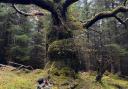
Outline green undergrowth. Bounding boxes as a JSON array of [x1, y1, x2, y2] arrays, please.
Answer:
[[79, 72, 128, 89], [0, 67, 128, 89]]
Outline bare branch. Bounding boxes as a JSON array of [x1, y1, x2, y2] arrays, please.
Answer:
[[32, 0, 55, 13], [0, 0, 32, 4], [124, 0, 128, 6], [12, 4, 44, 16], [63, 0, 78, 12], [63, 0, 78, 8], [8, 61, 34, 70], [83, 6, 128, 29], [0, 0, 55, 13], [114, 15, 126, 28], [125, 18, 128, 22]]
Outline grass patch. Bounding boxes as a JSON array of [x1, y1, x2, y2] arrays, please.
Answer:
[[0, 68, 128, 89], [0, 69, 46, 89]]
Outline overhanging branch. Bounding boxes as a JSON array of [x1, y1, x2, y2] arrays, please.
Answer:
[[32, 0, 55, 13], [83, 6, 128, 29], [12, 4, 44, 16], [0, 0, 55, 13], [63, 0, 78, 12], [124, 0, 128, 6], [63, 0, 78, 8], [0, 0, 32, 4]]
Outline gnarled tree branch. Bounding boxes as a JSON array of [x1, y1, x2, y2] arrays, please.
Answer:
[[0, 0, 55, 13], [1, 0, 128, 29], [124, 0, 128, 6], [63, 0, 78, 12], [83, 6, 128, 29], [32, 0, 55, 13], [63, 0, 78, 8], [12, 4, 44, 16]]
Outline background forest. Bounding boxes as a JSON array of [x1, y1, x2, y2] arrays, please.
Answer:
[[0, 0, 128, 89]]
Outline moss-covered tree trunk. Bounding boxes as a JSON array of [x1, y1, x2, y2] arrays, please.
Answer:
[[47, 3, 80, 72]]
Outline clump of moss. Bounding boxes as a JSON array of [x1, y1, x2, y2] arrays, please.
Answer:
[[66, 20, 83, 31], [47, 66, 79, 89], [66, 13, 83, 31], [48, 39, 77, 60], [48, 39, 83, 71], [49, 67, 77, 78]]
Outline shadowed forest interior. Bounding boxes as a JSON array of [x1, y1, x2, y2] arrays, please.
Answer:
[[0, 0, 128, 89]]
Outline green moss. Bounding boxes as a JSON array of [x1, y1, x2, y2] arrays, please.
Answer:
[[48, 39, 76, 60], [1, 68, 128, 89], [66, 20, 83, 31], [49, 66, 77, 78], [47, 39, 82, 71]]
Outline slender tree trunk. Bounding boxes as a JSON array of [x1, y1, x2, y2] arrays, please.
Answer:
[[111, 63, 115, 73], [96, 66, 106, 82]]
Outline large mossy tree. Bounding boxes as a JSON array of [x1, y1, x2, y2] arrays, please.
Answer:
[[1, 0, 128, 77], [0, 0, 85, 71]]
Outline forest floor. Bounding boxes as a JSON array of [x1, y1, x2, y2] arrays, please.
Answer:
[[0, 66, 128, 89]]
